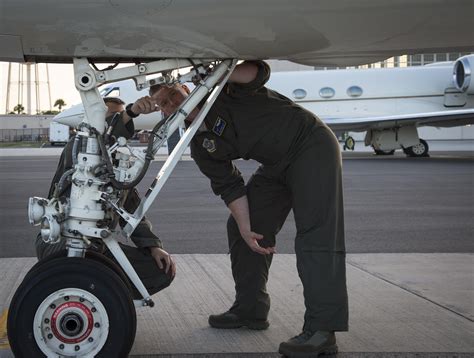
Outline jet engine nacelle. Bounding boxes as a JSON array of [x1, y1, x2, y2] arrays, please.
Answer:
[[453, 55, 474, 94]]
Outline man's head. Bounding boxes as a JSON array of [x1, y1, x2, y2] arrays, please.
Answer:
[[104, 97, 125, 116], [149, 84, 190, 117]]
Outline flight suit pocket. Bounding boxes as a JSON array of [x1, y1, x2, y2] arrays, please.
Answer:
[[194, 132, 238, 161]]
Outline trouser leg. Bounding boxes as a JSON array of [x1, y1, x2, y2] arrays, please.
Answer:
[[287, 126, 348, 332], [103, 243, 173, 298], [35, 235, 173, 299], [227, 170, 291, 320]]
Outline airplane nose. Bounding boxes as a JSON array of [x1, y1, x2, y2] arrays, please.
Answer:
[[53, 105, 85, 127]]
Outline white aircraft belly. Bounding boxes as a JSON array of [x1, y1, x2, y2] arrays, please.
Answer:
[[0, 0, 473, 65]]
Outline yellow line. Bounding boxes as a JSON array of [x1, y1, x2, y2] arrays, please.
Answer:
[[0, 309, 10, 349]]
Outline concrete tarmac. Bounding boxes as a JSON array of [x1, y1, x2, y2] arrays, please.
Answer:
[[0, 146, 473, 357], [0, 254, 473, 357]]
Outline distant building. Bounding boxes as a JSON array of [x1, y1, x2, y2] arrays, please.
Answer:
[[0, 115, 53, 142]]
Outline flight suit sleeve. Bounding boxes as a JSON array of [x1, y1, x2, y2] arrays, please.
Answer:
[[191, 139, 246, 206], [228, 60, 271, 95], [107, 112, 135, 139], [47, 138, 74, 198]]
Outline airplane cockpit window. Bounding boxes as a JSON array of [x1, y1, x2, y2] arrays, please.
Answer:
[[319, 87, 335, 99], [99, 86, 120, 98], [292, 88, 307, 99], [347, 86, 363, 97]]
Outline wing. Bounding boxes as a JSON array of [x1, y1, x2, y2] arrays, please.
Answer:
[[323, 109, 474, 132], [1, 0, 473, 66]]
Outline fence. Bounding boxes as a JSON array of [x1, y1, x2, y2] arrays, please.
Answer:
[[0, 128, 49, 142]]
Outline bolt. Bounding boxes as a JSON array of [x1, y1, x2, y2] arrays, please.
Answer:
[[100, 230, 109, 238], [83, 157, 87, 161], [50, 304, 56, 309], [75, 345, 80, 351], [47, 333, 53, 339], [88, 337, 94, 342], [59, 344, 64, 350], [91, 307, 96, 313], [94, 322, 100, 328], [44, 318, 50, 324], [64, 296, 69, 301], [79, 297, 85, 302]]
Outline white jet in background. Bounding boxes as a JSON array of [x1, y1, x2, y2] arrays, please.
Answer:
[[55, 55, 474, 157]]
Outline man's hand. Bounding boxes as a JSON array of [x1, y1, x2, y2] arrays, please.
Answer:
[[131, 96, 159, 115], [150, 247, 176, 278], [240, 230, 276, 256]]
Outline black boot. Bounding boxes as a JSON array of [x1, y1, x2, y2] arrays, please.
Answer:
[[278, 331, 338, 357], [208, 311, 269, 330]]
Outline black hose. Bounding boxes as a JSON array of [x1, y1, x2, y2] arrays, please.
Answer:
[[96, 132, 150, 190], [71, 134, 80, 166]]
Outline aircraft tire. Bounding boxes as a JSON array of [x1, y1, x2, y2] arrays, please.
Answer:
[[405, 139, 429, 157], [26, 248, 134, 294], [373, 147, 395, 155], [7, 256, 136, 358]]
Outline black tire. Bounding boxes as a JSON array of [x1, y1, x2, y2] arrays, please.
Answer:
[[26, 249, 134, 294], [405, 138, 429, 157], [8, 257, 136, 357], [373, 147, 395, 155]]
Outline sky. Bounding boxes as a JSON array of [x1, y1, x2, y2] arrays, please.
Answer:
[[0, 62, 81, 114]]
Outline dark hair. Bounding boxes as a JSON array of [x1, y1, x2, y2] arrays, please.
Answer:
[[149, 84, 163, 96], [104, 97, 125, 105]]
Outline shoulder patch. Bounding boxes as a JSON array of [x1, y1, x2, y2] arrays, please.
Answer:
[[202, 138, 216, 153], [212, 116, 227, 136]]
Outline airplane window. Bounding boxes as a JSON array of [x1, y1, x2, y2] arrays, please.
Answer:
[[347, 86, 363, 97], [99, 86, 120, 97], [292, 88, 307, 99], [99, 87, 111, 96], [319, 87, 335, 99]]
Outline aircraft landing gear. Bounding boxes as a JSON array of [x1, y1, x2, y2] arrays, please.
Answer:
[[343, 136, 355, 151], [372, 147, 395, 155], [8, 58, 237, 357], [7, 257, 136, 357], [403, 138, 429, 157]]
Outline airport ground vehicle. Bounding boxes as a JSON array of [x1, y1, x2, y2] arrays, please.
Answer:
[[49, 121, 70, 146]]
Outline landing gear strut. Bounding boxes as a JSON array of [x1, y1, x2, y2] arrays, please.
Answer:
[[8, 58, 237, 356]]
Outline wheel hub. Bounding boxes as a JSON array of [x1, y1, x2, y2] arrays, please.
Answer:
[[60, 313, 84, 337], [412, 143, 425, 155], [51, 301, 92, 343], [34, 288, 109, 356]]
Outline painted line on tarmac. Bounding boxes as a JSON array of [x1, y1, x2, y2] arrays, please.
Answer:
[[0, 309, 9, 349]]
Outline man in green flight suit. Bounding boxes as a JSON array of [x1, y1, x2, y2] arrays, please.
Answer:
[[36, 97, 176, 298], [128, 60, 348, 357]]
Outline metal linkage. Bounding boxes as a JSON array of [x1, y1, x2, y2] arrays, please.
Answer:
[[73, 58, 212, 133], [102, 237, 154, 307], [27, 58, 236, 307], [121, 59, 237, 236]]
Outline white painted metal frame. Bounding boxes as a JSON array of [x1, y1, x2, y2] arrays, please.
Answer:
[[72, 58, 236, 305]]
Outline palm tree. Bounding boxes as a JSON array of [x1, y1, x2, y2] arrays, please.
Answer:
[[13, 104, 25, 114], [54, 99, 66, 111]]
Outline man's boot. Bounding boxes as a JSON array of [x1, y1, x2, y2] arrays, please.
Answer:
[[208, 311, 269, 330], [278, 331, 338, 357]]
